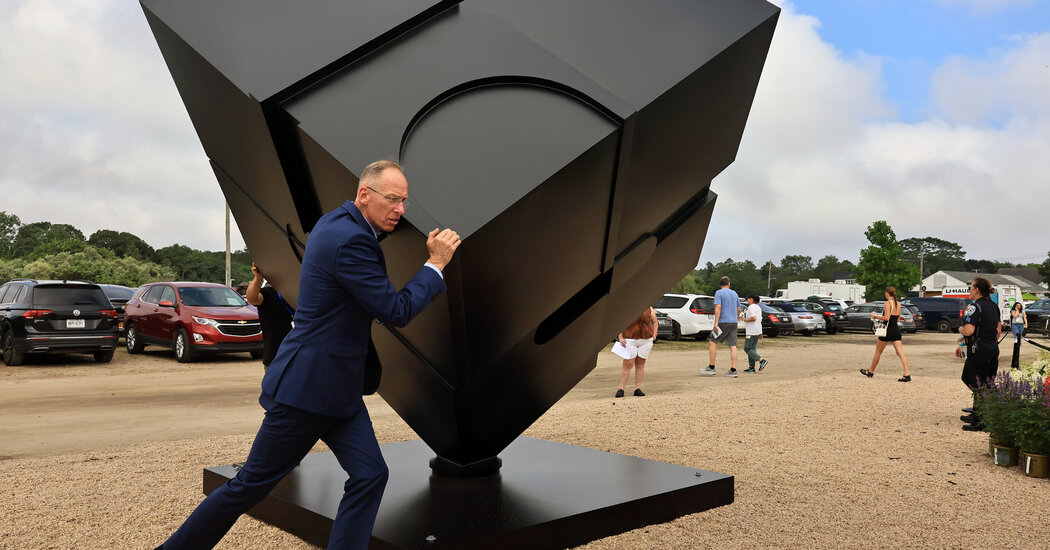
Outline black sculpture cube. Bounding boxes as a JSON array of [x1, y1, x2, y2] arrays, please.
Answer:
[[142, 0, 778, 467]]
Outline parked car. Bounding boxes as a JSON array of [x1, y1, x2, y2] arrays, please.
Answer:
[[791, 299, 848, 334], [654, 294, 718, 341], [903, 304, 925, 330], [124, 282, 263, 362], [820, 298, 851, 311], [767, 301, 826, 336], [1023, 298, 1050, 334], [757, 303, 794, 337], [655, 311, 674, 340], [0, 279, 119, 365], [843, 302, 917, 333], [98, 284, 135, 336], [903, 297, 971, 332]]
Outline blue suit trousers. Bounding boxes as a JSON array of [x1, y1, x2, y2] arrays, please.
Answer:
[[163, 402, 388, 549]]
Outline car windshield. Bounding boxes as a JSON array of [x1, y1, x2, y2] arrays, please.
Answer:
[[33, 285, 110, 307], [654, 295, 689, 309], [178, 286, 247, 307]]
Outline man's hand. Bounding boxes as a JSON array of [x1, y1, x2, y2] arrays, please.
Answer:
[[251, 262, 263, 281], [246, 262, 265, 306], [426, 228, 461, 271]]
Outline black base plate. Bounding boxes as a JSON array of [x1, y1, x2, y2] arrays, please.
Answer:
[[203, 437, 733, 549]]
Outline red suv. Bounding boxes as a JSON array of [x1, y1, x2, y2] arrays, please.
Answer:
[[124, 282, 263, 362]]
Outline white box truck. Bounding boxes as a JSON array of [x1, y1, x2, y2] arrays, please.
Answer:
[[774, 280, 866, 302]]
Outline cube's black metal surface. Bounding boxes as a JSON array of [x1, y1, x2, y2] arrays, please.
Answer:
[[204, 437, 734, 549], [142, 0, 777, 465]]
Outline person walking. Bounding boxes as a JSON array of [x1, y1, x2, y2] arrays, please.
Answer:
[[154, 160, 461, 550], [741, 294, 768, 373], [702, 276, 740, 377], [859, 286, 911, 382], [245, 262, 295, 370], [614, 307, 657, 397], [1009, 302, 1027, 369], [960, 277, 1002, 431]]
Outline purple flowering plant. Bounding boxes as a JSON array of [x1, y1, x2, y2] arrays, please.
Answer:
[[970, 371, 1037, 449]]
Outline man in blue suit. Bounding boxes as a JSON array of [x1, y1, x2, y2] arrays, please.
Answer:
[[158, 160, 461, 549]]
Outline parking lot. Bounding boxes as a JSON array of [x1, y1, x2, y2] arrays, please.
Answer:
[[3, 329, 1045, 460]]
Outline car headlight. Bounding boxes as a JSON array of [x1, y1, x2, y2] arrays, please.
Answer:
[[192, 316, 221, 327]]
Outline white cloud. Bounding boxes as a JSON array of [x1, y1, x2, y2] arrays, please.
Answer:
[[933, 0, 1038, 15], [0, 0, 244, 251], [707, 4, 1050, 267]]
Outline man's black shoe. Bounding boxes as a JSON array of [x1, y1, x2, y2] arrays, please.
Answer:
[[960, 414, 977, 423], [962, 423, 985, 432], [961, 407, 974, 413]]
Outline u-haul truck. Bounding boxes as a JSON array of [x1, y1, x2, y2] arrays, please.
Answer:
[[942, 285, 1021, 322]]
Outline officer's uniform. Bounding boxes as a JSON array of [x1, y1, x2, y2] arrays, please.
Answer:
[[961, 296, 1000, 419]]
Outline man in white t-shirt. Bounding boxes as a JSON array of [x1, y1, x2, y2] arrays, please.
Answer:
[[741, 294, 768, 374]]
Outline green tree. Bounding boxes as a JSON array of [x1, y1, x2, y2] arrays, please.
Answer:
[[778, 254, 814, 282], [1039, 252, 1050, 287], [0, 211, 21, 259], [855, 220, 920, 301], [899, 237, 966, 277], [88, 229, 157, 261], [10, 222, 87, 260], [963, 259, 997, 274], [813, 255, 856, 282]]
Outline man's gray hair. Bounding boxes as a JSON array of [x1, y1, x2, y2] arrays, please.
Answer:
[[357, 160, 403, 191], [719, 276, 731, 287]]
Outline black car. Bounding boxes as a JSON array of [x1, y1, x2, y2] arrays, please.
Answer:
[[791, 299, 848, 334], [756, 303, 794, 337], [98, 284, 135, 336], [1024, 299, 1050, 335], [0, 279, 120, 365], [903, 304, 925, 330], [655, 310, 675, 340]]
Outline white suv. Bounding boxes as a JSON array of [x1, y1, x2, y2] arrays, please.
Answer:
[[654, 293, 716, 340]]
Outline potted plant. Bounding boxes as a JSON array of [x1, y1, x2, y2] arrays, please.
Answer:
[[1014, 379, 1050, 478], [976, 372, 1028, 467]]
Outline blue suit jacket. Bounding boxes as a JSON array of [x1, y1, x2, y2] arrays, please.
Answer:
[[260, 200, 446, 418]]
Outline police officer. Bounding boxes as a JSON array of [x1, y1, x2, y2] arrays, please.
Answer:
[[959, 277, 1001, 431]]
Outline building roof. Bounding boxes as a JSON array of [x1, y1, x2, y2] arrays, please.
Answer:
[[929, 270, 1046, 294], [998, 267, 1043, 286]]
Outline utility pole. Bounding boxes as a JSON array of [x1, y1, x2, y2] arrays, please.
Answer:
[[919, 241, 925, 282], [767, 259, 772, 294], [225, 202, 231, 287]]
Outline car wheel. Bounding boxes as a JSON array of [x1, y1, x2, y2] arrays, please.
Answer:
[[694, 332, 709, 341], [250, 349, 264, 360], [668, 321, 681, 341], [125, 323, 144, 354], [94, 349, 115, 363], [3, 329, 24, 366], [936, 319, 952, 333], [174, 328, 195, 363]]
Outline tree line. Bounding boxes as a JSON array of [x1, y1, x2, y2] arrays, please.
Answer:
[[0, 211, 252, 287], [673, 220, 1050, 301]]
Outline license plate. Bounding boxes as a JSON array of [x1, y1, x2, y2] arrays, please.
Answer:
[[66, 319, 85, 329]]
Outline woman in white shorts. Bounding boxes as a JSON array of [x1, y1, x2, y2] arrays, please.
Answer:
[[616, 307, 657, 398]]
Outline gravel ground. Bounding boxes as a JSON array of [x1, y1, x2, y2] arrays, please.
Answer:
[[3, 331, 1047, 549]]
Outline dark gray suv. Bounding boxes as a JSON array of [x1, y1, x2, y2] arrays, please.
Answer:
[[0, 279, 120, 365]]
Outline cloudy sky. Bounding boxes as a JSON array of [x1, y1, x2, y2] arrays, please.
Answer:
[[1, 0, 1048, 266]]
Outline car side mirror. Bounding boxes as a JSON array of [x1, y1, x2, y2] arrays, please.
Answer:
[[159, 300, 175, 308]]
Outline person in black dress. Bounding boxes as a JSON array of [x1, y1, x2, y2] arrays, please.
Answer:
[[860, 286, 911, 382]]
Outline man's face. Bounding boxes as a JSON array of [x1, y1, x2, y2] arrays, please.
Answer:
[[358, 168, 408, 233]]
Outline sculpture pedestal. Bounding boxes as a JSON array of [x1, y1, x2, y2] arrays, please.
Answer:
[[203, 437, 734, 549]]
